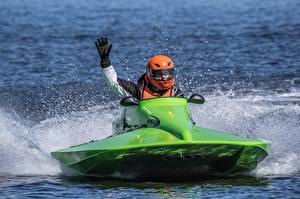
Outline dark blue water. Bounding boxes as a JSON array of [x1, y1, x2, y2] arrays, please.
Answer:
[[1, 176, 299, 198], [0, 0, 299, 198]]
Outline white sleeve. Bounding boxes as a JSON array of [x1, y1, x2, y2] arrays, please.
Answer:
[[102, 65, 130, 96]]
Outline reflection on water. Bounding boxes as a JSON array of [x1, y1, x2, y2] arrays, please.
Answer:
[[5, 175, 300, 199]]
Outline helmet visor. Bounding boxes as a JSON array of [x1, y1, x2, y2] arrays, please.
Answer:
[[149, 68, 175, 81]]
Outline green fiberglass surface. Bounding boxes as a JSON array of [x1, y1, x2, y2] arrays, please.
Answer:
[[51, 97, 270, 178]]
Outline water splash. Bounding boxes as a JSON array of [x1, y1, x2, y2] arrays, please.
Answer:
[[0, 105, 118, 175], [190, 92, 300, 176], [0, 91, 299, 176]]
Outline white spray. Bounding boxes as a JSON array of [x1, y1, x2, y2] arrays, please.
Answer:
[[0, 92, 299, 176]]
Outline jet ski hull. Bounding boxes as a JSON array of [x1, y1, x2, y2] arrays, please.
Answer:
[[51, 126, 269, 179]]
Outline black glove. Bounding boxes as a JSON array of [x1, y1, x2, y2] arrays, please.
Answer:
[[95, 37, 112, 68]]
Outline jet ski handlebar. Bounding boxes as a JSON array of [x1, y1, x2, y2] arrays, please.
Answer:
[[187, 94, 205, 104], [120, 94, 205, 107]]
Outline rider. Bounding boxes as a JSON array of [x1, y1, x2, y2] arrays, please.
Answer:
[[95, 37, 184, 99]]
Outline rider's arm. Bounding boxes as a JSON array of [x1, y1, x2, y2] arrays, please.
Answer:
[[95, 37, 139, 98], [102, 65, 139, 97]]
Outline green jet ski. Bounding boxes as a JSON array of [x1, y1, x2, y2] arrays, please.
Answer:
[[51, 95, 270, 179]]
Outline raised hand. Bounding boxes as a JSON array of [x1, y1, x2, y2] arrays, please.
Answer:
[[95, 37, 112, 68]]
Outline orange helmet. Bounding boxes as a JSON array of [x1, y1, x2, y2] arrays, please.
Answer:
[[146, 55, 175, 90]]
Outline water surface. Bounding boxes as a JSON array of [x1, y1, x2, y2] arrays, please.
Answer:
[[0, 0, 299, 198]]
